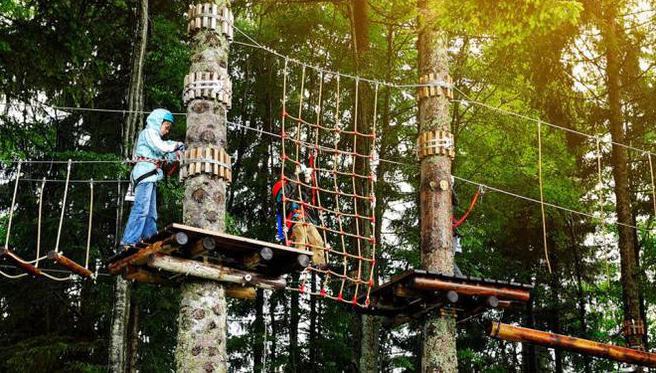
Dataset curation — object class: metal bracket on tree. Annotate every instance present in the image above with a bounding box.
[417,129,455,160]
[417,73,453,100]
[187,3,234,40]
[183,69,233,108]
[180,146,232,182]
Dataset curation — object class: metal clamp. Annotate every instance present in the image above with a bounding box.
[417,129,455,160]
[187,3,234,40]
[417,73,453,100]
[183,69,232,108]
[180,146,232,182]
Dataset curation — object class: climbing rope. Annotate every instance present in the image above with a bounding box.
[281,65,377,307]
[1,161,28,279]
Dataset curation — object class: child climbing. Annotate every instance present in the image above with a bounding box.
[272,164,329,269]
[119,109,186,250]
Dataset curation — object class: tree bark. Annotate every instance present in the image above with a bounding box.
[349,2,381,371]
[109,276,131,373]
[109,1,148,369]
[127,295,140,373]
[289,275,300,372]
[548,244,563,373]
[269,294,278,373]
[123,0,148,158]
[417,0,457,371]
[569,220,592,373]
[254,289,265,372]
[175,1,232,371]
[602,3,645,351]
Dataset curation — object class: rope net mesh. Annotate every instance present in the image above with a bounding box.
[279,61,378,307]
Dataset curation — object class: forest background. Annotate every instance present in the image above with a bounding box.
[2,0,656,371]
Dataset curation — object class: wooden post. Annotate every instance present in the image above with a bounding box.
[417,0,457,371]
[175,1,233,371]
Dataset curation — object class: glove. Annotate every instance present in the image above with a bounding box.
[175,142,187,151]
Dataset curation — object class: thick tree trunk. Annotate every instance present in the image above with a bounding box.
[109,277,131,373]
[175,1,231,371]
[602,4,645,351]
[417,0,457,371]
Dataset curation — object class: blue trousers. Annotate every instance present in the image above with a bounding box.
[121,182,158,245]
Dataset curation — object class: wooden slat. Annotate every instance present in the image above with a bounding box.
[48,251,93,278]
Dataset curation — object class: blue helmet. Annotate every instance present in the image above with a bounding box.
[162,110,175,124]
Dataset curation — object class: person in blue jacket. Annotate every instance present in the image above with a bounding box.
[119,109,185,249]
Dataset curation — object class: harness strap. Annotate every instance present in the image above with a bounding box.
[133,169,159,187]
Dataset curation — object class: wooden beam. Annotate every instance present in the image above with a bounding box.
[412,277,531,303]
[124,266,168,285]
[244,247,275,269]
[147,254,286,290]
[225,286,256,300]
[109,233,188,274]
[1,248,42,277]
[489,322,656,368]
[47,251,93,278]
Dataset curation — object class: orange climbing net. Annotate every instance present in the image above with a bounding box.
[278,61,378,307]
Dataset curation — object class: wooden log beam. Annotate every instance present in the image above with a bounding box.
[225,286,256,300]
[190,237,215,258]
[411,277,531,303]
[1,248,42,277]
[109,233,188,274]
[47,251,93,278]
[147,254,286,290]
[124,266,169,285]
[488,322,656,368]
[244,247,275,269]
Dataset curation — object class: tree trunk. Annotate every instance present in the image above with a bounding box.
[127,295,140,373]
[602,3,645,351]
[123,0,148,157]
[417,0,457,371]
[254,289,265,372]
[349,2,381,371]
[109,277,131,373]
[269,293,278,373]
[109,1,148,369]
[548,243,563,373]
[289,276,300,372]
[309,273,317,371]
[175,1,231,371]
[569,220,592,373]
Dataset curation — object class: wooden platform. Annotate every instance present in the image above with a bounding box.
[107,223,313,289]
[359,270,533,325]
